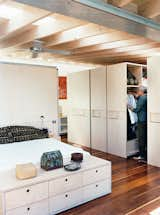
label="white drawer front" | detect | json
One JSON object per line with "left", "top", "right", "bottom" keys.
{"left": 49, "top": 188, "right": 82, "bottom": 214}
{"left": 6, "top": 199, "right": 49, "bottom": 215}
{"left": 83, "top": 166, "right": 108, "bottom": 185}
{"left": 5, "top": 182, "right": 48, "bottom": 210}
{"left": 83, "top": 180, "right": 111, "bottom": 202}
{"left": 49, "top": 173, "right": 82, "bottom": 196}
{"left": 28, "top": 199, "right": 49, "bottom": 215}
{"left": 6, "top": 206, "right": 28, "bottom": 215}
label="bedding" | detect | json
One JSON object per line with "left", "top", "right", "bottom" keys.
{"left": 0, "top": 126, "right": 48, "bottom": 144}
{"left": 0, "top": 138, "right": 90, "bottom": 172}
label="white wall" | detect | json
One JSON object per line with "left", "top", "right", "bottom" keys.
{"left": 0, "top": 63, "right": 58, "bottom": 135}
{"left": 59, "top": 100, "right": 68, "bottom": 117}
{"left": 148, "top": 57, "right": 160, "bottom": 167}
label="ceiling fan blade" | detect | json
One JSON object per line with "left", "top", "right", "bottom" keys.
{"left": 42, "top": 48, "right": 72, "bottom": 56}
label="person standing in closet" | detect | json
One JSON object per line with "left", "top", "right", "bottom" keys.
{"left": 128, "top": 87, "right": 147, "bottom": 162}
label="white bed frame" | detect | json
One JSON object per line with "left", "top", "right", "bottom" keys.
{"left": 0, "top": 156, "right": 111, "bottom": 215}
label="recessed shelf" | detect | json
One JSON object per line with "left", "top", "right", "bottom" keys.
{"left": 127, "top": 85, "right": 139, "bottom": 88}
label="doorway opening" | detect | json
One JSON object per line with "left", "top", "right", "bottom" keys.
{"left": 127, "top": 65, "right": 147, "bottom": 162}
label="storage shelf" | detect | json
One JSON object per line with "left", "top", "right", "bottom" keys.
{"left": 127, "top": 85, "right": 139, "bottom": 88}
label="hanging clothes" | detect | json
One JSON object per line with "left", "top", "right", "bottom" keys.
{"left": 127, "top": 94, "right": 138, "bottom": 124}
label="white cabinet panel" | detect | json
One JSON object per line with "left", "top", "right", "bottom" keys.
{"left": 83, "top": 166, "right": 108, "bottom": 185}
{"left": 91, "top": 67, "right": 107, "bottom": 152}
{"left": 67, "top": 71, "right": 90, "bottom": 147}
{"left": 49, "top": 188, "right": 82, "bottom": 214}
{"left": 107, "top": 63, "right": 127, "bottom": 157}
{"left": 108, "top": 117, "right": 126, "bottom": 157}
{"left": 5, "top": 182, "right": 48, "bottom": 210}
{"left": 67, "top": 67, "right": 107, "bottom": 151}
{"left": 148, "top": 57, "right": 160, "bottom": 167}
{"left": 28, "top": 200, "right": 49, "bottom": 215}
{"left": 6, "top": 199, "right": 48, "bottom": 215}
{"left": 83, "top": 180, "right": 111, "bottom": 201}
{"left": 6, "top": 206, "right": 28, "bottom": 215}
{"left": 49, "top": 173, "right": 82, "bottom": 196}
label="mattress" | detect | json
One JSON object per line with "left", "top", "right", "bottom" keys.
{"left": 0, "top": 138, "right": 90, "bottom": 172}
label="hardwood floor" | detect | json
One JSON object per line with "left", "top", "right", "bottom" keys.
{"left": 60, "top": 138, "right": 160, "bottom": 215}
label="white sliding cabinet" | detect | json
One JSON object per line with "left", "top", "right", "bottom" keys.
{"left": 107, "top": 63, "right": 144, "bottom": 158}
{"left": 67, "top": 67, "right": 107, "bottom": 151}
{"left": 147, "top": 57, "right": 160, "bottom": 167}
{"left": 67, "top": 71, "right": 90, "bottom": 147}
{"left": 107, "top": 63, "right": 127, "bottom": 157}
{"left": 90, "top": 67, "right": 107, "bottom": 152}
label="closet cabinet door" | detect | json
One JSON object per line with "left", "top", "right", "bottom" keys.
{"left": 67, "top": 71, "right": 90, "bottom": 148}
{"left": 107, "top": 64, "right": 127, "bottom": 158}
{"left": 91, "top": 67, "right": 107, "bottom": 152}
{"left": 148, "top": 57, "right": 160, "bottom": 167}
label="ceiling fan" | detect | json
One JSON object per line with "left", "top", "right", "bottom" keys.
{"left": 29, "top": 40, "right": 72, "bottom": 58}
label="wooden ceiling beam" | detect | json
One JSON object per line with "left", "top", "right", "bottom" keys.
{"left": 91, "top": 57, "right": 146, "bottom": 65}
{"left": 69, "top": 55, "right": 146, "bottom": 65}
{"left": 44, "top": 23, "right": 113, "bottom": 47}
{"left": 47, "top": 31, "right": 135, "bottom": 50}
{"left": 0, "top": 17, "right": 9, "bottom": 36}
{"left": 70, "top": 41, "right": 159, "bottom": 59}
{"left": 65, "top": 46, "right": 160, "bottom": 64}
{"left": 71, "top": 47, "right": 160, "bottom": 61}
{"left": 138, "top": 0, "right": 160, "bottom": 18}
{"left": 0, "top": 1, "right": 51, "bottom": 40}
{"left": 72, "top": 37, "right": 149, "bottom": 54}
{"left": 14, "top": 0, "right": 160, "bottom": 43}
{"left": 0, "top": 14, "right": 85, "bottom": 49}
{"left": 108, "top": 0, "right": 135, "bottom": 7}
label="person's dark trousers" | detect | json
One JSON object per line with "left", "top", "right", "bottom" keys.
{"left": 137, "top": 122, "right": 147, "bottom": 161}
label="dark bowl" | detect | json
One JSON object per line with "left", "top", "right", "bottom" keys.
{"left": 71, "top": 152, "right": 83, "bottom": 162}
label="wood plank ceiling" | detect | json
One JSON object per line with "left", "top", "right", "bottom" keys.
{"left": 0, "top": 0, "right": 160, "bottom": 65}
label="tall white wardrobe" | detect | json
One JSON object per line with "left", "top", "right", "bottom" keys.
{"left": 107, "top": 63, "right": 146, "bottom": 158}
{"left": 147, "top": 57, "right": 160, "bottom": 167}
{"left": 67, "top": 67, "right": 107, "bottom": 152}
{"left": 67, "top": 63, "right": 146, "bottom": 158}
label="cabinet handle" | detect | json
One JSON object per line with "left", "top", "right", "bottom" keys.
{"left": 65, "top": 194, "right": 68, "bottom": 198}
{"left": 65, "top": 178, "right": 68, "bottom": 182}
{"left": 27, "top": 207, "right": 30, "bottom": 211}
{"left": 96, "top": 184, "right": 98, "bottom": 188}
{"left": 26, "top": 189, "right": 30, "bottom": 193}
{"left": 96, "top": 170, "right": 98, "bottom": 173}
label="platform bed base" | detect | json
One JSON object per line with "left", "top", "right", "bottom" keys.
{"left": 0, "top": 156, "right": 111, "bottom": 215}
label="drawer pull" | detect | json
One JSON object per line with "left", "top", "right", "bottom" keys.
{"left": 65, "top": 194, "right": 68, "bottom": 198}
{"left": 65, "top": 178, "right": 68, "bottom": 182}
{"left": 26, "top": 189, "right": 30, "bottom": 193}
{"left": 96, "top": 184, "right": 99, "bottom": 187}
{"left": 27, "top": 207, "right": 30, "bottom": 211}
{"left": 96, "top": 170, "right": 98, "bottom": 173}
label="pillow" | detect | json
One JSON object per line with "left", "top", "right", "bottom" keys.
{"left": 0, "top": 127, "right": 13, "bottom": 144}
{"left": 0, "top": 126, "right": 49, "bottom": 144}
{"left": 10, "top": 126, "right": 49, "bottom": 142}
